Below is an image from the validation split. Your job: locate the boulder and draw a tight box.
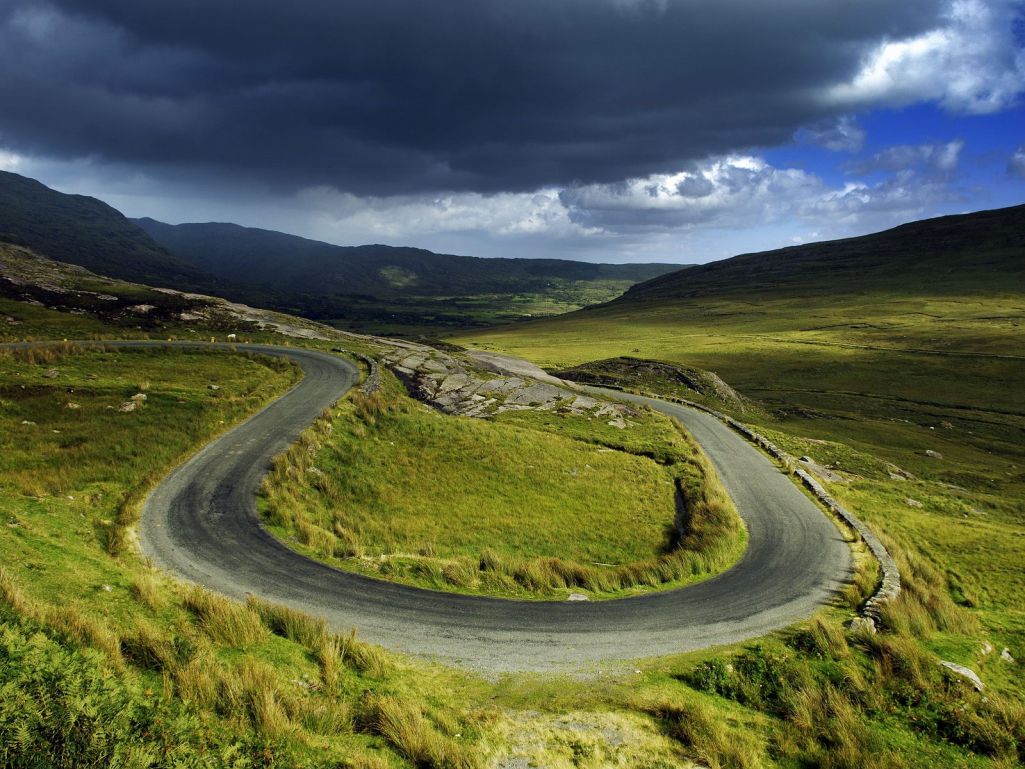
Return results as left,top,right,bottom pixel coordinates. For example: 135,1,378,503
940,661,984,691
848,616,876,635
925,449,944,459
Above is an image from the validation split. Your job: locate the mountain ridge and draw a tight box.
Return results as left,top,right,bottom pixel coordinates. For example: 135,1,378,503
618,203,1025,304
133,217,679,299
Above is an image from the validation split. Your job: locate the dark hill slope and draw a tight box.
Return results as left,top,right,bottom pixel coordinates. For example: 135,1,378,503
0,171,213,288
621,204,1025,304
134,219,678,299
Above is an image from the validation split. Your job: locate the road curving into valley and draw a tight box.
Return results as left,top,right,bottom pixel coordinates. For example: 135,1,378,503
61,340,853,672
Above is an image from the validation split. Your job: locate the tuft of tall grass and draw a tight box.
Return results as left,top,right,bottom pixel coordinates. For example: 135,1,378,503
246,595,327,649
337,629,391,678
644,695,765,769
295,698,353,736
221,657,295,738
874,537,978,638
120,621,174,671
183,586,267,648
353,391,388,424
130,572,165,611
46,604,123,665
359,694,479,769
0,567,38,619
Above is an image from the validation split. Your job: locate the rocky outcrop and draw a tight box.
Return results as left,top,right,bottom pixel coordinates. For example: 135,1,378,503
552,356,748,411
383,344,637,424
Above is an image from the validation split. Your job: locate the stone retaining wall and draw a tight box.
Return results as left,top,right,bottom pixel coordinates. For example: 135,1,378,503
333,348,381,394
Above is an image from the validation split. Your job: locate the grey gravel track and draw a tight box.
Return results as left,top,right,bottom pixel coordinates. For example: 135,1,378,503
90,341,852,673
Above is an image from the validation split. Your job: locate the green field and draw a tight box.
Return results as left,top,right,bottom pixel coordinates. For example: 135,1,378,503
259,372,745,598
320,280,651,336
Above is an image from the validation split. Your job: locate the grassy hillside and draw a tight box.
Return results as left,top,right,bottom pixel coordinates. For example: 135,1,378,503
622,204,1025,301
0,241,353,344
0,169,684,333
0,171,214,289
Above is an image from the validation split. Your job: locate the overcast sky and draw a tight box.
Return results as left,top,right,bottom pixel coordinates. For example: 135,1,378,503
1,0,1024,263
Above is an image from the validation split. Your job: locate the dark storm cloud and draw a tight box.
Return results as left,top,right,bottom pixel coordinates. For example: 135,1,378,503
0,0,946,195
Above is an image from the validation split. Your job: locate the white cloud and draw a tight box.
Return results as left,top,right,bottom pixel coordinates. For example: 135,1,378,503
797,116,866,152
848,140,964,175
294,186,597,244
1010,145,1025,179
269,151,967,259
559,157,823,231
826,0,1025,114
556,154,960,237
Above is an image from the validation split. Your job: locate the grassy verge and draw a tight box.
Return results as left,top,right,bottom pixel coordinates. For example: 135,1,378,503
259,372,746,599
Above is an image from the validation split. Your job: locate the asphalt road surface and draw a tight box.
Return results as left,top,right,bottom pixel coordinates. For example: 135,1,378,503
92,341,852,673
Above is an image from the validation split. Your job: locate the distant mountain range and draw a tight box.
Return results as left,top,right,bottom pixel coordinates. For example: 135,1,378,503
134,218,675,299
0,170,679,332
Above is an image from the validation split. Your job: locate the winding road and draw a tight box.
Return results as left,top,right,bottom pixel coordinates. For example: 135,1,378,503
95,341,850,672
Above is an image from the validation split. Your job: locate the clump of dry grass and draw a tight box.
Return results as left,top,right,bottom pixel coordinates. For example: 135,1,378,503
10,341,85,365
337,629,391,678
120,620,174,671
106,493,141,557
644,694,765,769
1,568,123,664
246,595,327,649
130,572,165,611
295,698,353,736
874,537,978,638
46,604,123,665
183,586,267,647
353,391,388,424
0,567,38,619
219,657,295,738
358,694,479,769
